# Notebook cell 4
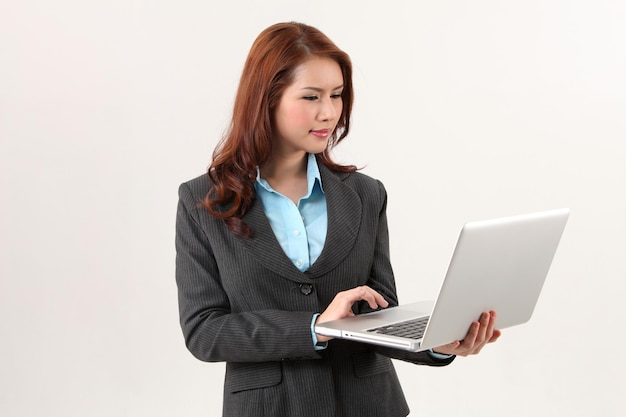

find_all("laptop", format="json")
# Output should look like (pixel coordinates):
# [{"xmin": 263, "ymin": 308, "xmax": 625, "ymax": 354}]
[{"xmin": 315, "ymin": 208, "xmax": 570, "ymax": 352}]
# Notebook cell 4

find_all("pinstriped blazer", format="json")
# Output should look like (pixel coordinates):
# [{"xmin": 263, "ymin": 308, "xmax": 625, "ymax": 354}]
[{"xmin": 175, "ymin": 160, "xmax": 454, "ymax": 417}]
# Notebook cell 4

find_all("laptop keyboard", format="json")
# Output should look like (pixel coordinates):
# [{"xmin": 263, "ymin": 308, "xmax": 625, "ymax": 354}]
[{"xmin": 367, "ymin": 317, "xmax": 429, "ymax": 340}]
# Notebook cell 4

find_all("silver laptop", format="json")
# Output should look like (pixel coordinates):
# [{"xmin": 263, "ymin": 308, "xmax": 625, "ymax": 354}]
[{"xmin": 315, "ymin": 208, "xmax": 570, "ymax": 352}]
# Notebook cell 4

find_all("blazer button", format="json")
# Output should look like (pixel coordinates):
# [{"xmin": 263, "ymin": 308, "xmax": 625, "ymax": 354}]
[{"xmin": 299, "ymin": 284, "xmax": 313, "ymax": 296}]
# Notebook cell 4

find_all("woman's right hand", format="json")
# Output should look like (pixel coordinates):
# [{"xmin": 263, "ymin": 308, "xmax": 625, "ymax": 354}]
[{"xmin": 315, "ymin": 286, "xmax": 389, "ymax": 343}]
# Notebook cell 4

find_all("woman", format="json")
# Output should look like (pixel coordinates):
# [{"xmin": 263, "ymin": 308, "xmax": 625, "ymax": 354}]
[{"xmin": 175, "ymin": 22, "xmax": 500, "ymax": 417}]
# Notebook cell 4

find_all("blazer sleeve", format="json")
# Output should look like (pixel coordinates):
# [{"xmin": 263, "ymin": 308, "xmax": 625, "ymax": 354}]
[
  {"xmin": 360, "ymin": 180, "xmax": 455, "ymax": 367},
  {"xmin": 175, "ymin": 182, "xmax": 322, "ymax": 363}
]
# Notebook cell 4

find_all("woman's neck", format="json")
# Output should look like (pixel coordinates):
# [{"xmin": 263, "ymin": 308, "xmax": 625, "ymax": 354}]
[
  {"xmin": 260, "ymin": 153, "xmax": 309, "ymax": 203},
  {"xmin": 261, "ymin": 152, "xmax": 307, "ymax": 180}
]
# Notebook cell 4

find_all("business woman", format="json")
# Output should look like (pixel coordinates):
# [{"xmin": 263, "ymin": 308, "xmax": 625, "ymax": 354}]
[{"xmin": 175, "ymin": 22, "xmax": 500, "ymax": 417}]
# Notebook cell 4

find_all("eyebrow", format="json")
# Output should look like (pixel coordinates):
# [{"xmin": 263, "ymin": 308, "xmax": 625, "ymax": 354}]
[{"xmin": 300, "ymin": 84, "xmax": 344, "ymax": 92}]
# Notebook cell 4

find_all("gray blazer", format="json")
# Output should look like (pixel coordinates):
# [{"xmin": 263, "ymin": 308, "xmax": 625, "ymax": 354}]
[{"xmin": 175, "ymin": 161, "xmax": 454, "ymax": 417}]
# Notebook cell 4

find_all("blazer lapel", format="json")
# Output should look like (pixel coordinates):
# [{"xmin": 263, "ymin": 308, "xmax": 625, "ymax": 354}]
[
  {"xmin": 305, "ymin": 164, "xmax": 362, "ymax": 278},
  {"xmin": 240, "ymin": 198, "xmax": 312, "ymax": 283}
]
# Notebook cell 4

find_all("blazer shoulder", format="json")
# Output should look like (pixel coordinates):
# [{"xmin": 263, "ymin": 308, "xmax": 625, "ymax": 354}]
[
  {"xmin": 322, "ymin": 164, "xmax": 384, "ymax": 190},
  {"xmin": 179, "ymin": 172, "xmax": 211, "ymax": 201},
  {"xmin": 339, "ymin": 170, "xmax": 387, "ymax": 203},
  {"xmin": 343, "ymin": 170, "xmax": 382, "ymax": 186}
]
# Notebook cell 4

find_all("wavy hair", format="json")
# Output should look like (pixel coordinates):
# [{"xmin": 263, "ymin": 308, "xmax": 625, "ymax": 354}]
[{"xmin": 203, "ymin": 22, "xmax": 357, "ymax": 237}]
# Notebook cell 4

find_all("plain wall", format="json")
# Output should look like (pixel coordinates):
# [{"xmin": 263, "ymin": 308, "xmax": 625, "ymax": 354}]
[{"xmin": 1, "ymin": 1, "xmax": 624, "ymax": 416}]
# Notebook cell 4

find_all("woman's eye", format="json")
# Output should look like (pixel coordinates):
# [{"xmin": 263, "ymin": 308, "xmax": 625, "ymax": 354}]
[{"xmin": 303, "ymin": 94, "xmax": 342, "ymax": 101}]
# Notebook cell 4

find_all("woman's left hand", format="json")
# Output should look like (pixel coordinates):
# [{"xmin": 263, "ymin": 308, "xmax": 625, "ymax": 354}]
[{"xmin": 431, "ymin": 311, "xmax": 501, "ymax": 357}]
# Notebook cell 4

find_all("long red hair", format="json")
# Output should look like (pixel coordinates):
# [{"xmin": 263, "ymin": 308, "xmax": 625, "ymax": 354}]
[{"xmin": 203, "ymin": 22, "xmax": 357, "ymax": 237}]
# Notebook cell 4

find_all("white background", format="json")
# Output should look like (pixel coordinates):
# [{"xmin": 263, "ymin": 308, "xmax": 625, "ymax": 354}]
[{"xmin": 1, "ymin": 1, "xmax": 625, "ymax": 416}]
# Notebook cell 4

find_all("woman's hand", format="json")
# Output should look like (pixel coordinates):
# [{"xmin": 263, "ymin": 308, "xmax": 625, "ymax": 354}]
[
  {"xmin": 432, "ymin": 311, "xmax": 501, "ymax": 357},
  {"xmin": 315, "ymin": 286, "xmax": 389, "ymax": 343}
]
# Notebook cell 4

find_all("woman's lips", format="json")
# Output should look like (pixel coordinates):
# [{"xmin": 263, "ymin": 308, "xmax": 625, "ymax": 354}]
[{"xmin": 310, "ymin": 128, "xmax": 331, "ymax": 138}]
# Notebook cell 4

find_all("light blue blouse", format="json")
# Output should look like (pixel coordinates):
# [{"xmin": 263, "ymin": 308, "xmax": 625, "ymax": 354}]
[{"xmin": 254, "ymin": 153, "xmax": 327, "ymax": 272}]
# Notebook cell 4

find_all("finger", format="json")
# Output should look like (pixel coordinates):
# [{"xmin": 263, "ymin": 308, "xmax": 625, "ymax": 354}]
[
  {"xmin": 445, "ymin": 314, "xmax": 502, "ymax": 356},
  {"xmin": 431, "ymin": 341, "xmax": 461, "ymax": 356},
  {"xmin": 319, "ymin": 286, "xmax": 389, "ymax": 325},
  {"xmin": 357, "ymin": 286, "xmax": 388, "ymax": 309},
  {"xmin": 488, "ymin": 329, "xmax": 502, "ymax": 343},
  {"xmin": 331, "ymin": 286, "xmax": 383, "ymax": 313},
  {"xmin": 467, "ymin": 312, "xmax": 493, "ymax": 354},
  {"xmin": 318, "ymin": 289, "xmax": 365, "ymax": 323},
  {"xmin": 371, "ymin": 289, "xmax": 389, "ymax": 308},
  {"xmin": 485, "ymin": 311, "xmax": 497, "ymax": 336},
  {"xmin": 475, "ymin": 312, "xmax": 491, "ymax": 344},
  {"xmin": 479, "ymin": 311, "xmax": 497, "ymax": 345},
  {"xmin": 341, "ymin": 287, "xmax": 368, "ymax": 305},
  {"xmin": 470, "ymin": 314, "xmax": 500, "ymax": 354},
  {"xmin": 460, "ymin": 321, "xmax": 480, "ymax": 349}
]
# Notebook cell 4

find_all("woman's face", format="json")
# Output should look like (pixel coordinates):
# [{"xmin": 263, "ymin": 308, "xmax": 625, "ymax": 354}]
[{"xmin": 272, "ymin": 57, "xmax": 344, "ymax": 159}]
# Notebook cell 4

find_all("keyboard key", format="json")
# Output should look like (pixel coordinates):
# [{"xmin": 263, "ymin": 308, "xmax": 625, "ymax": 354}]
[{"xmin": 367, "ymin": 317, "xmax": 429, "ymax": 340}]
